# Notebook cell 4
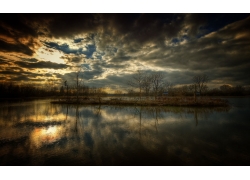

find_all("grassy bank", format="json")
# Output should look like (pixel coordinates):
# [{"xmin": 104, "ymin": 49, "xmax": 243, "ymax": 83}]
[{"xmin": 51, "ymin": 97, "xmax": 230, "ymax": 107}]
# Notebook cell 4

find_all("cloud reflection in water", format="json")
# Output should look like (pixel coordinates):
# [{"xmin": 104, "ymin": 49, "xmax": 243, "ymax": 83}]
[{"xmin": 0, "ymin": 99, "xmax": 249, "ymax": 165}]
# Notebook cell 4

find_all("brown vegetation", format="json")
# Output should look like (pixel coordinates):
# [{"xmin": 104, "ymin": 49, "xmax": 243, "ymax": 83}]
[{"xmin": 51, "ymin": 96, "xmax": 230, "ymax": 107}]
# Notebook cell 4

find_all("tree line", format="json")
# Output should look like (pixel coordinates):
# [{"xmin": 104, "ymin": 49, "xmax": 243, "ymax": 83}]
[
  {"xmin": 0, "ymin": 82, "xmax": 53, "ymax": 98},
  {"xmin": 127, "ymin": 70, "xmax": 250, "ymax": 97},
  {"xmin": 0, "ymin": 70, "xmax": 249, "ymax": 99},
  {"xmin": 127, "ymin": 70, "xmax": 172, "ymax": 99},
  {"xmin": 0, "ymin": 81, "xmax": 107, "ymax": 99}
]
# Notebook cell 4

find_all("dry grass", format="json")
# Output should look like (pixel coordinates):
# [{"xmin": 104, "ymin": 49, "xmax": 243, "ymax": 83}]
[{"xmin": 51, "ymin": 96, "xmax": 229, "ymax": 107}]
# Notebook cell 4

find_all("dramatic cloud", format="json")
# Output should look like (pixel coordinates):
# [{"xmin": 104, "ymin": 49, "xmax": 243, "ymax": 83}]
[
  {"xmin": 15, "ymin": 60, "xmax": 68, "ymax": 69},
  {"xmin": 47, "ymin": 14, "xmax": 100, "ymax": 38},
  {"xmin": 0, "ymin": 14, "xmax": 42, "ymax": 56},
  {"xmin": 74, "ymin": 38, "xmax": 84, "ymax": 43},
  {"xmin": 44, "ymin": 42, "xmax": 96, "ymax": 58},
  {"xmin": 0, "ymin": 39, "xmax": 34, "ymax": 55},
  {"xmin": 0, "ymin": 13, "xmax": 249, "ymax": 89}
]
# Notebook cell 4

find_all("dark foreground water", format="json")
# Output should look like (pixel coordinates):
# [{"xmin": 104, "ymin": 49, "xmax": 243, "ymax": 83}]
[{"xmin": 0, "ymin": 97, "xmax": 250, "ymax": 166}]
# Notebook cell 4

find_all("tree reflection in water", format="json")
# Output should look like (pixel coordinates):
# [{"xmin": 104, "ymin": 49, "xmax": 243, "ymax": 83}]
[{"xmin": 2, "ymin": 99, "xmax": 250, "ymax": 165}]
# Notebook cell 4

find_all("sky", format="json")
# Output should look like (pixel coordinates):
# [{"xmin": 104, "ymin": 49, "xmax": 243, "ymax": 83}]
[{"xmin": 0, "ymin": 13, "xmax": 250, "ymax": 92}]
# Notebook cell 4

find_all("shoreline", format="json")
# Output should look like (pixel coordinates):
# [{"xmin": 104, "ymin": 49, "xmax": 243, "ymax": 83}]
[{"xmin": 51, "ymin": 97, "xmax": 230, "ymax": 107}]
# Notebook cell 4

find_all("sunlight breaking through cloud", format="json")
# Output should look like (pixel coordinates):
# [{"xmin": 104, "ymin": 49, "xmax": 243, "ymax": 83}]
[{"xmin": 0, "ymin": 14, "xmax": 250, "ymax": 89}]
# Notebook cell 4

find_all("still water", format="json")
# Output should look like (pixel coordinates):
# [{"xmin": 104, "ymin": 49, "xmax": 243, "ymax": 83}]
[{"xmin": 0, "ymin": 98, "xmax": 250, "ymax": 165}]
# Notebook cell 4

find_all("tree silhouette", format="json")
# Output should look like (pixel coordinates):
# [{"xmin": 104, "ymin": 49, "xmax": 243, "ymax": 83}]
[
  {"xmin": 192, "ymin": 74, "xmax": 209, "ymax": 96},
  {"xmin": 127, "ymin": 70, "xmax": 145, "ymax": 100}
]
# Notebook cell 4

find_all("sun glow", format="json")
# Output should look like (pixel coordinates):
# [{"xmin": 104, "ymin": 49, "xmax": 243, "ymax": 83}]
[
  {"xmin": 36, "ymin": 46, "xmax": 65, "ymax": 64},
  {"xmin": 30, "ymin": 126, "xmax": 63, "ymax": 148}
]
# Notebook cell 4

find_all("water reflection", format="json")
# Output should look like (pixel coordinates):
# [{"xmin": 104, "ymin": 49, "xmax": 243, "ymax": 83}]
[
  {"xmin": 30, "ymin": 126, "xmax": 63, "ymax": 148},
  {"xmin": 0, "ymin": 99, "xmax": 249, "ymax": 165}
]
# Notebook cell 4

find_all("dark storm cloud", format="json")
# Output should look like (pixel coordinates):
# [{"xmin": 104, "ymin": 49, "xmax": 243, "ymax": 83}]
[
  {"xmin": 61, "ymin": 55, "xmax": 83, "ymax": 64},
  {"xmin": 106, "ymin": 69, "xmax": 226, "ymax": 89},
  {"xmin": 15, "ymin": 60, "xmax": 68, "ymax": 69},
  {"xmin": 0, "ymin": 68, "xmax": 40, "ymax": 76},
  {"xmin": 47, "ymin": 14, "xmax": 100, "ymax": 38},
  {"xmin": 0, "ymin": 40, "xmax": 34, "ymax": 56},
  {"xmin": 208, "ymin": 63, "xmax": 250, "ymax": 86},
  {"xmin": 43, "ymin": 73, "xmax": 54, "ymax": 77},
  {"xmin": 0, "ymin": 14, "xmax": 41, "ymax": 56},
  {"xmin": 33, "ymin": 14, "xmax": 183, "ymax": 46},
  {"xmin": 184, "ymin": 13, "xmax": 250, "ymax": 37},
  {"xmin": 0, "ymin": 14, "xmax": 38, "ymax": 38},
  {"xmin": 86, "ymin": 72, "xmax": 152, "ymax": 89},
  {"xmin": 61, "ymin": 61, "xmax": 105, "ymax": 83},
  {"xmin": 83, "ymin": 70, "xmax": 103, "ymax": 80},
  {"xmin": 21, "ymin": 58, "xmax": 39, "ymax": 62},
  {"xmin": 0, "ymin": 67, "xmax": 64, "ymax": 83},
  {"xmin": 127, "ymin": 14, "xmax": 184, "ymax": 45},
  {"xmin": 2, "ymin": 13, "xmax": 249, "ymax": 56},
  {"xmin": 10, "ymin": 75, "xmax": 48, "ymax": 82},
  {"xmin": 100, "ymin": 14, "xmax": 185, "ymax": 47},
  {"xmin": 0, "ymin": 66, "xmax": 24, "ymax": 72},
  {"xmin": 0, "ymin": 67, "xmax": 46, "ymax": 82},
  {"xmin": 74, "ymin": 38, "xmax": 84, "ymax": 43},
  {"xmin": 44, "ymin": 42, "xmax": 96, "ymax": 58},
  {"xmin": 10, "ymin": 75, "xmax": 32, "ymax": 81},
  {"xmin": 0, "ymin": 57, "xmax": 10, "ymax": 65},
  {"xmin": 110, "ymin": 14, "xmax": 250, "ymax": 85},
  {"xmin": 89, "ymin": 14, "xmax": 184, "ymax": 55},
  {"xmin": 61, "ymin": 57, "xmax": 128, "ymax": 84},
  {"xmin": 89, "ymin": 60, "xmax": 128, "ymax": 74},
  {"xmin": 44, "ymin": 42, "xmax": 81, "ymax": 54},
  {"xmin": 111, "ymin": 50, "xmax": 132, "ymax": 63},
  {"xmin": 132, "ymin": 15, "xmax": 250, "ymax": 84},
  {"xmin": 103, "ymin": 62, "xmax": 127, "ymax": 69},
  {"xmin": 0, "ymin": 70, "xmax": 25, "ymax": 75},
  {"xmin": 1, "ymin": 13, "xmax": 250, "ymax": 87},
  {"xmin": 36, "ymin": 13, "xmax": 250, "ymax": 87},
  {"xmin": 18, "ymin": 13, "xmax": 182, "ymax": 43}
]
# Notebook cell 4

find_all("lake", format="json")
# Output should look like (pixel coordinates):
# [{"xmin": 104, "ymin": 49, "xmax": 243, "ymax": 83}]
[{"xmin": 0, "ymin": 97, "xmax": 250, "ymax": 165}]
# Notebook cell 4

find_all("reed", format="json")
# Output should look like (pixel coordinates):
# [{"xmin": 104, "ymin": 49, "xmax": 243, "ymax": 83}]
[{"xmin": 51, "ymin": 97, "xmax": 229, "ymax": 107}]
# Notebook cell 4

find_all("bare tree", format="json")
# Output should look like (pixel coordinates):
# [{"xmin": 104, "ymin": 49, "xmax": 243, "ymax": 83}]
[
  {"xmin": 151, "ymin": 72, "xmax": 165, "ymax": 100},
  {"xmin": 128, "ymin": 70, "xmax": 145, "ymax": 100},
  {"xmin": 95, "ymin": 87, "xmax": 107, "ymax": 103},
  {"xmin": 76, "ymin": 70, "xmax": 80, "ymax": 102},
  {"xmin": 188, "ymin": 84, "xmax": 195, "ymax": 93},
  {"xmin": 142, "ymin": 73, "xmax": 153, "ymax": 97},
  {"xmin": 75, "ymin": 67, "xmax": 84, "ymax": 103},
  {"xmin": 163, "ymin": 81, "xmax": 172, "ymax": 94},
  {"xmin": 192, "ymin": 74, "xmax": 209, "ymax": 95},
  {"xmin": 64, "ymin": 80, "xmax": 69, "ymax": 101}
]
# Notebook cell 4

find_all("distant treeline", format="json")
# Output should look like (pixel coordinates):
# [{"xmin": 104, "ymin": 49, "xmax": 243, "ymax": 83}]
[
  {"xmin": 127, "ymin": 84, "xmax": 250, "ymax": 97},
  {"xmin": 205, "ymin": 85, "xmax": 249, "ymax": 96},
  {"xmin": 0, "ymin": 81, "xmax": 249, "ymax": 99},
  {"xmin": 0, "ymin": 82, "xmax": 55, "ymax": 98},
  {"xmin": 126, "ymin": 71, "xmax": 250, "ymax": 97},
  {"xmin": 0, "ymin": 82, "xmax": 107, "ymax": 99}
]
